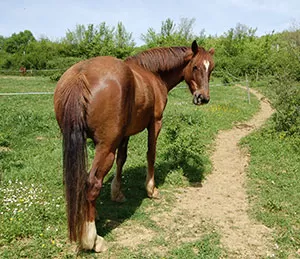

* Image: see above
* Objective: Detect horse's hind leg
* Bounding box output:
[111,137,129,202]
[81,145,116,252]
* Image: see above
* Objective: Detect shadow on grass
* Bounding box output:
[95,151,205,237]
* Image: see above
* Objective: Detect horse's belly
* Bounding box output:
[125,111,152,136]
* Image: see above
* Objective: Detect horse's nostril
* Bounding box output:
[202,98,209,104]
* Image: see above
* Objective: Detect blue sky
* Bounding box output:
[1,0,299,45]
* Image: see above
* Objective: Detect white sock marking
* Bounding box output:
[81,221,97,250]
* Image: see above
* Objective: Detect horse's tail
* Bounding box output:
[58,74,90,242]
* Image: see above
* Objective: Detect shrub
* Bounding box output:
[269,78,300,136]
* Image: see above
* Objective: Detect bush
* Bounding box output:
[47,57,82,81]
[269,78,300,136]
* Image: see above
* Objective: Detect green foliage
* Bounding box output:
[252,75,300,137]
[141,18,199,47]
[1,19,300,87]
[270,79,300,136]
[242,124,300,258]
[162,114,205,184]
[47,56,82,81]
[0,22,135,75]
[3,30,35,54]
[63,22,135,59]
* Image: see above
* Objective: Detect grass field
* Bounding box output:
[1,76,262,258]
[241,116,300,258]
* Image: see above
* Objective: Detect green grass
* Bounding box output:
[0,76,259,258]
[0,76,56,93]
[241,124,300,258]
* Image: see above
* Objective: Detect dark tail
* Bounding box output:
[60,74,90,242]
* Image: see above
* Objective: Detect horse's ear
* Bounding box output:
[191,40,198,55]
[209,48,215,55]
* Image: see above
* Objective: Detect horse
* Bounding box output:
[19,66,26,76]
[53,40,215,252]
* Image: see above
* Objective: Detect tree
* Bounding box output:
[141,18,200,47]
[161,18,176,37]
[177,17,196,40]
[113,22,135,58]
[3,30,36,54]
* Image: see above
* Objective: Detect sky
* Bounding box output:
[0,0,299,45]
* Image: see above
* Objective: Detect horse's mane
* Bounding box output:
[125,46,192,73]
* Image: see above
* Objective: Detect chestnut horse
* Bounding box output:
[54,40,214,252]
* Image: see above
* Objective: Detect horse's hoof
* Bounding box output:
[111,191,127,203]
[94,235,107,253]
[148,187,160,199]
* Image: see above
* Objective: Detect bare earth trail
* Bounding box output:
[169,87,275,258]
[111,87,275,258]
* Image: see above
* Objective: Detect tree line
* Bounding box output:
[0,18,299,81]
[0,18,299,137]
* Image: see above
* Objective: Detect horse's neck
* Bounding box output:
[159,65,186,92]
[125,47,192,92]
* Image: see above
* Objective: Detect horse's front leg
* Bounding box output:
[145,119,162,198]
[111,137,129,202]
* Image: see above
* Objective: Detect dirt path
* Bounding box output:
[169,87,275,258]
[112,87,275,258]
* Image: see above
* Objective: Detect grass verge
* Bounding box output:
[241,122,300,258]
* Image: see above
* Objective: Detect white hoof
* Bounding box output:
[94,235,107,252]
[145,177,160,199]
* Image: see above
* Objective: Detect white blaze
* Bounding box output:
[203,60,210,72]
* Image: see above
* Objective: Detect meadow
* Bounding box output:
[1,76,296,258]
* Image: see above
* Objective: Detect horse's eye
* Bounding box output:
[193,66,198,71]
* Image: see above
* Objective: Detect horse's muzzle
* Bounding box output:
[193,93,210,105]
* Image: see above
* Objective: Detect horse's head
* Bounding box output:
[184,40,215,105]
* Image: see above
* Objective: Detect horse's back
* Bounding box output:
[56,56,133,93]
[54,56,135,145]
